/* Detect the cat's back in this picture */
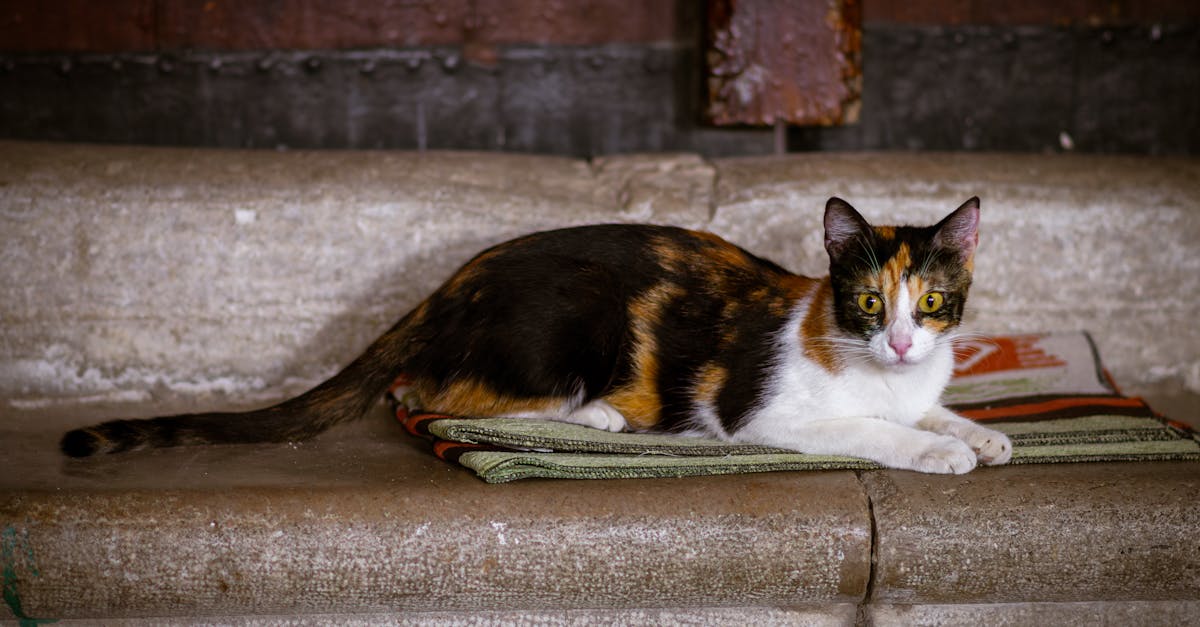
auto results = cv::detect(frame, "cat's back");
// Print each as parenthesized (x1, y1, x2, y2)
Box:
(466, 223, 794, 285)
(423, 224, 814, 430)
(403, 224, 805, 419)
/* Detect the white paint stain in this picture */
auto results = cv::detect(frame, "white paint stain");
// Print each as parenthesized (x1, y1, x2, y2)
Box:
(234, 208, 257, 225)
(1, 343, 274, 409)
(490, 521, 508, 546)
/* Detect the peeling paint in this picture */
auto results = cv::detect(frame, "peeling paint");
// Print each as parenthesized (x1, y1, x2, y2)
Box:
(705, 0, 862, 126)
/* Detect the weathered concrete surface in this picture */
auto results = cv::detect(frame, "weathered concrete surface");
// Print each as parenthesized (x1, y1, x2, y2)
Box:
(870, 601, 1200, 627)
(864, 463, 1200, 604)
(48, 606, 859, 626)
(2, 142, 1197, 411)
(2, 142, 1199, 621)
(0, 142, 718, 409)
(2, 403, 871, 620)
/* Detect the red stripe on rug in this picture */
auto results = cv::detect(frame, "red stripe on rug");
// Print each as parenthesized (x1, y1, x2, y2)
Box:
(433, 440, 493, 462)
(960, 396, 1149, 421)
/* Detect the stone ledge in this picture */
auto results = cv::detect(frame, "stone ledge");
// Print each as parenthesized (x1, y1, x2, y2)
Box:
(865, 463, 1200, 604)
(36, 601, 1200, 626)
(868, 601, 1200, 627)
(46, 606, 860, 626)
(4, 402, 1198, 620)
(3, 406, 871, 620)
(2, 142, 1196, 404)
(4, 410, 1198, 620)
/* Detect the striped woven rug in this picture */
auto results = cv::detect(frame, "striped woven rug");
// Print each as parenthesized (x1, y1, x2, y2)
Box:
(394, 332, 1200, 483)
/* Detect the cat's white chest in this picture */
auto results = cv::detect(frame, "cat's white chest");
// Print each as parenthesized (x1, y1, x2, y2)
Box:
(824, 357, 951, 425)
(749, 333, 954, 432)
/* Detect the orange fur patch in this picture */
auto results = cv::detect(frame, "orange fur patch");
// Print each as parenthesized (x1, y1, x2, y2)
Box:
(692, 362, 728, 409)
(407, 298, 432, 329)
(906, 274, 929, 320)
(882, 242, 911, 289)
(693, 231, 754, 271)
(651, 236, 687, 273)
(743, 285, 791, 317)
(880, 243, 911, 322)
(415, 377, 566, 418)
(801, 278, 842, 373)
(923, 317, 953, 333)
(874, 226, 896, 239)
(604, 282, 682, 430)
(605, 387, 660, 431)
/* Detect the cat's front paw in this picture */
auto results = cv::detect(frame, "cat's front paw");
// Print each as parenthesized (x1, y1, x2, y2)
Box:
(911, 435, 978, 474)
(964, 427, 1012, 466)
(917, 407, 1013, 467)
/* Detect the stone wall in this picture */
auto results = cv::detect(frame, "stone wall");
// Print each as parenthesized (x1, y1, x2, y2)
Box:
(2, 142, 1197, 412)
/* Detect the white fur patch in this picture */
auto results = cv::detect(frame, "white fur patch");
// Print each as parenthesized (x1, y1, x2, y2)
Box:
(563, 399, 629, 432)
(729, 303, 977, 473)
(754, 306, 953, 429)
(687, 395, 725, 440)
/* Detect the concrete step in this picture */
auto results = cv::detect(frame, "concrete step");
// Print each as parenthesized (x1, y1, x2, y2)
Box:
(2, 142, 1198, 623)
(6, 404, 1199, 621)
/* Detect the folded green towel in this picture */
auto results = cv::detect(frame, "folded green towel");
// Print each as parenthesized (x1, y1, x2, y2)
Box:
(396, 332, 1200, 483)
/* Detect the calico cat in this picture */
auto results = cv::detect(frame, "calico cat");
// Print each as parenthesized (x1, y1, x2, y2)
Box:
(61, 197, 1011, 474)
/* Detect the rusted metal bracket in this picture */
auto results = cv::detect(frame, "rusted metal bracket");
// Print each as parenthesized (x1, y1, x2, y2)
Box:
(705, 0, 862, 127)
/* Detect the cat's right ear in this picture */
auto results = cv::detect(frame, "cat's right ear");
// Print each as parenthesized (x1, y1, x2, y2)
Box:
(824, 197, 872, 260)
(932, 196, 981, 263)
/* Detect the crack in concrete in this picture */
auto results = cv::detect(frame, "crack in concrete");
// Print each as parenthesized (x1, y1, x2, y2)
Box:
(853, 470, 880, 627)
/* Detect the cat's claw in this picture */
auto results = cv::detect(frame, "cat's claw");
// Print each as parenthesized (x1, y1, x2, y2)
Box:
(917, 409, 1014, 467)
(911, 436, 978, 474)
(966, 428, 1012, 465)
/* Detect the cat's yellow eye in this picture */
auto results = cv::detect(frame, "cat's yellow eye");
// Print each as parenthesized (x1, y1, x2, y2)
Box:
(857, 293, 883, 315)
(919, 292, 945, 313)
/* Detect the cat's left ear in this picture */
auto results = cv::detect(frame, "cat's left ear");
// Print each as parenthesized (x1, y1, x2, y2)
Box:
(933, 197, 980, 264)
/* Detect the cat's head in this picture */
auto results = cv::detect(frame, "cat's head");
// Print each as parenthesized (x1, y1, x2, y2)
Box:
(822, 197, 979, 368)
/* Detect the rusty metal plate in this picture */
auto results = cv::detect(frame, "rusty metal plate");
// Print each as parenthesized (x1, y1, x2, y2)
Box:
(1, 1, 679, 53)
(705, 0, 862, 126)
(0, 0, 156, 52)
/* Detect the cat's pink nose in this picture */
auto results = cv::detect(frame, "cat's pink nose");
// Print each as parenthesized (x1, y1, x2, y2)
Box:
(889, 335, 912, 358)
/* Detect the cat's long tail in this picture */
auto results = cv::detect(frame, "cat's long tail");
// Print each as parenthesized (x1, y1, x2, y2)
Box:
(59, 315, 417, 458)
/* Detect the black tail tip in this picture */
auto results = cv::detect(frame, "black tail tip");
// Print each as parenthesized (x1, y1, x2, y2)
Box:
(60, 428, 101, 458)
